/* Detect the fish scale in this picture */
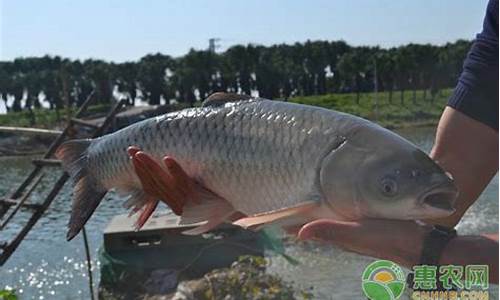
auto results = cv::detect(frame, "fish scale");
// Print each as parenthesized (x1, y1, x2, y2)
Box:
(89, 100, 340, 215)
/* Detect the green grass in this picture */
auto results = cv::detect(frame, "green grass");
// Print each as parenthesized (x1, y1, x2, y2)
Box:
(0, 289, 17, 300)
(0, 90, 451, 129)
(0, 103, 112, 128)
(290, 89, 451, 128)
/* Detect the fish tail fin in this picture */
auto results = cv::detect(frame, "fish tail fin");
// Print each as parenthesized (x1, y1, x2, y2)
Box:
(56, 139, 107, 241)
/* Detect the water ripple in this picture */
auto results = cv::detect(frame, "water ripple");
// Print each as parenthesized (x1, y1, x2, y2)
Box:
(0, 128, 498, 299)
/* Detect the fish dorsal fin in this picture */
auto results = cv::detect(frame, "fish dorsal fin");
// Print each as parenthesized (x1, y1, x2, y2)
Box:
(202, 92, 253, 107)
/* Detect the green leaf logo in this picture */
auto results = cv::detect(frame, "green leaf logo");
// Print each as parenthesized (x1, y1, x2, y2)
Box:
(362, 260, 406, 300)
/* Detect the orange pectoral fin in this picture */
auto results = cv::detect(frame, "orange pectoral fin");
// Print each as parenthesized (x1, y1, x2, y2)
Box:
(163, 156, 201, 205)
(128, 148, 207, 216)
(129, 150, 185, 215)
(233, 202, 318, 230)
(127, 147, 238, 234)
(135, 197, 159, 230)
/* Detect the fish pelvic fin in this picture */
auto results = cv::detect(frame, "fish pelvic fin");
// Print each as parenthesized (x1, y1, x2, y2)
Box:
(180, 185, 236, 235)
(232, 202, 318, 230)
(56, 139, 107, 241)
(120, 187, 160, 230)
(181, 201, 236, 235)
(180, 185, 238, 235)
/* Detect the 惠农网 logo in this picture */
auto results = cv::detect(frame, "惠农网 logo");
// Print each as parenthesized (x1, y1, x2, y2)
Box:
(362, 260, 406, 300)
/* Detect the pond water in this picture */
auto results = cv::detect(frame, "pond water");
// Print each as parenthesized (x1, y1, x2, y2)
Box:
(0, 126, 497, 300)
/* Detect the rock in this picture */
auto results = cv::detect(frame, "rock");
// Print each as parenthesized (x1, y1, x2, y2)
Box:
(171, 256, 312, 300)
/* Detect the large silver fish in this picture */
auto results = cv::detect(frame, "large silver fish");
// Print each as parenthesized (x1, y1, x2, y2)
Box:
(57, 94, 458, 240)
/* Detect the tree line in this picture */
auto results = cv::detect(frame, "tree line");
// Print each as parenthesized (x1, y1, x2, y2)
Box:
(0, 39, 471, 112)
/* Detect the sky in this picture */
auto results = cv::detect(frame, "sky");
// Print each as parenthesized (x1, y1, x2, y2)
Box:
(0, 0, 489, 63)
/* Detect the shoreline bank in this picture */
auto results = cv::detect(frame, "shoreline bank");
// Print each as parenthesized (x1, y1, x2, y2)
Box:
(0, 89, 449, 156)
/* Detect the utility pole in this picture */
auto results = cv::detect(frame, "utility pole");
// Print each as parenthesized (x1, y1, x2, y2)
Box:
(208, 38, 221, 53)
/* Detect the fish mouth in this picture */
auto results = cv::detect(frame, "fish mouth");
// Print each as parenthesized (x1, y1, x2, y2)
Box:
(419, 183, 458, 212)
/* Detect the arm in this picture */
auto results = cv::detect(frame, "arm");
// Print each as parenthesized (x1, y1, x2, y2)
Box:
(427, 0, 498, 226)
(426, 107, 498, 227)
(298, 219, 499, 283)
(440, 232, 498, 281)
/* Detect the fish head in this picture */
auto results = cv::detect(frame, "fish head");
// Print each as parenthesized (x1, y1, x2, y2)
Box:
(320, 125, 458, 221)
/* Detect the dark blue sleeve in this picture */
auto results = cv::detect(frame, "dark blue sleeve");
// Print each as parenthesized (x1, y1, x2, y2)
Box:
(447, 0, 499, 130)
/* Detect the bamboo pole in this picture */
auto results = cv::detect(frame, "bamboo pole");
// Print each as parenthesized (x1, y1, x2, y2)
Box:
(9, 91, 95, 200)
(0, 173, 45, 229)
(0, 126, 62, 137)
(0, 173, 69, 266)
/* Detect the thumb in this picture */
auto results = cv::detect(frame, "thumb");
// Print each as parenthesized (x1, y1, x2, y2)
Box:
(298, 219, 360, 242)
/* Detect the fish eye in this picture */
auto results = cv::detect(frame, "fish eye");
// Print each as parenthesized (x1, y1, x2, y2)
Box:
(380, 178, 398, 197)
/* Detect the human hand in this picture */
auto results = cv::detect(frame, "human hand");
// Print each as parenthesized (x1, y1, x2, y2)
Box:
(298, 219, 431, 268)
(127, 146, 200, 216)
